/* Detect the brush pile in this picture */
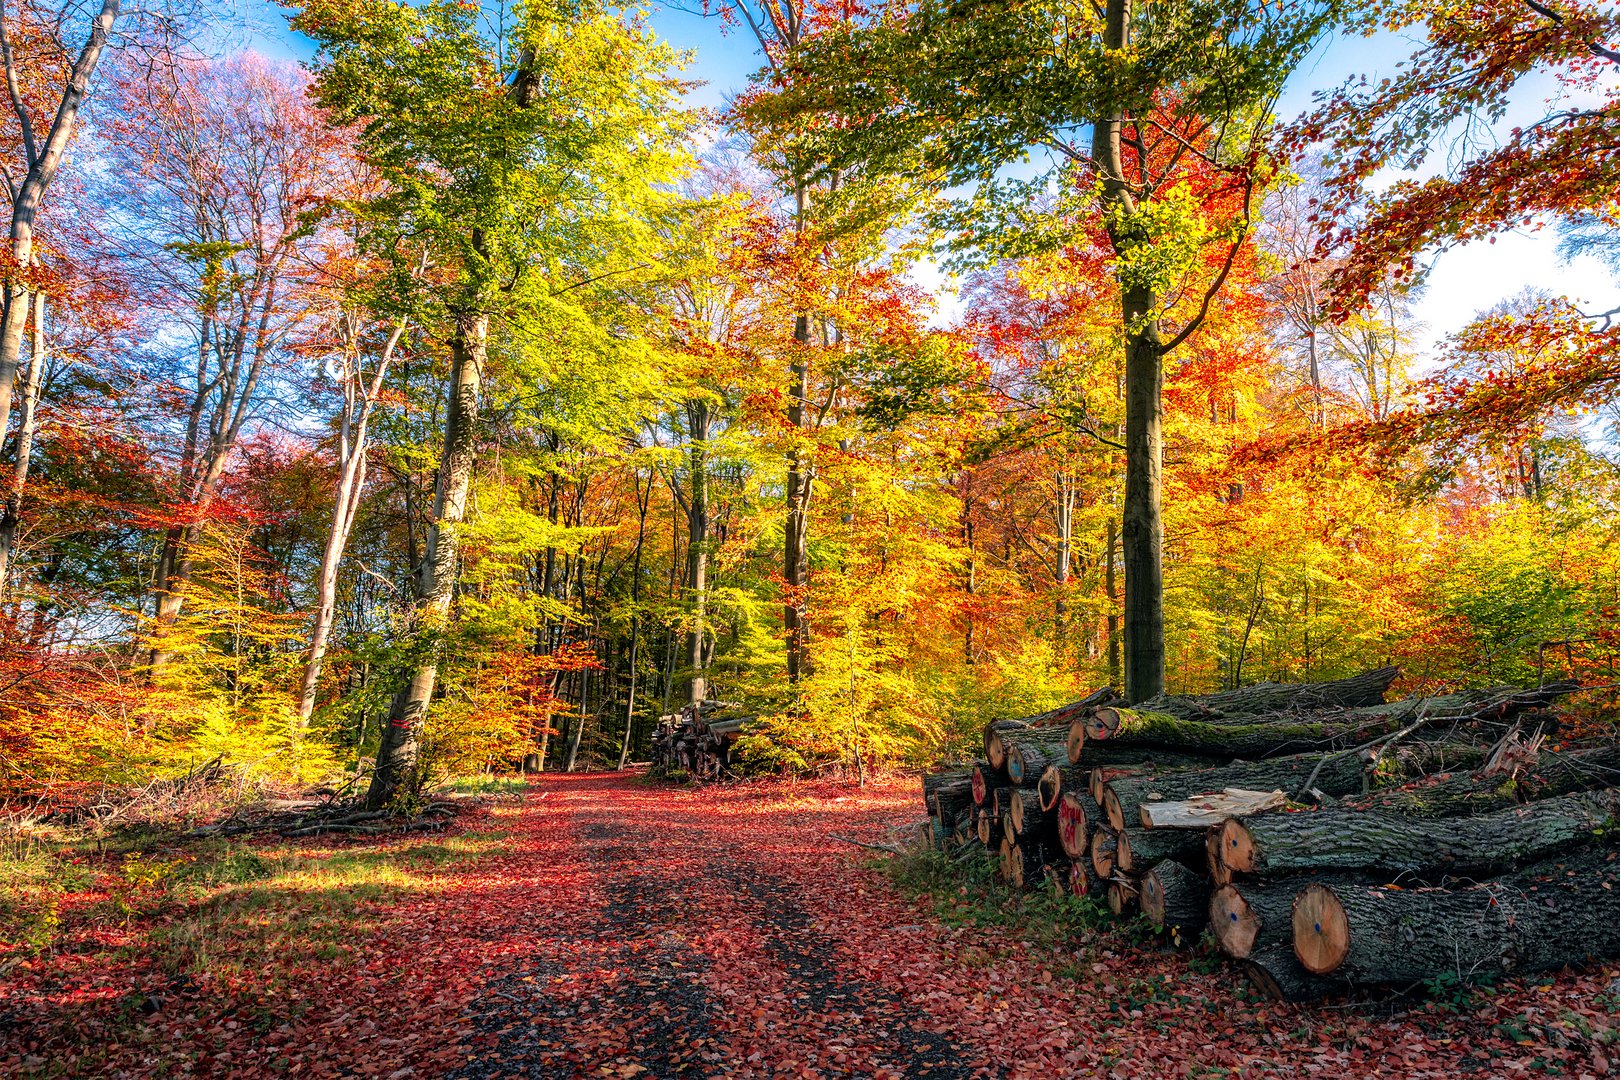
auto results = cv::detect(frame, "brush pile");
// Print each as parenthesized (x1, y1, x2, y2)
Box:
(916, 670, 1620, 1002)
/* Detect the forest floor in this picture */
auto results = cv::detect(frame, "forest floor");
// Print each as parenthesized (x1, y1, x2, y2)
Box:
(3, 771, 1619, 1078)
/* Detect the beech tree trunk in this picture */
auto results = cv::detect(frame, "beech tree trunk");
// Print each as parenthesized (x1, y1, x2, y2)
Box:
(1136, 666, 1400, 721)
(1219, 791, 1620, 880)
(1116, 825, 1205, 873)
(1291, 846, 1620, 982)
(297, 323, 406, 727)
(367, 310, 486, 809)
(1209, 880, 1300, 960)
(1140, 858, 1209, 942)
(1243, 942, 1345, 1004)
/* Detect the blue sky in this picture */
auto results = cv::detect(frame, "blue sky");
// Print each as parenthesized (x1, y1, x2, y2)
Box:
(232, 0, 1620, 352)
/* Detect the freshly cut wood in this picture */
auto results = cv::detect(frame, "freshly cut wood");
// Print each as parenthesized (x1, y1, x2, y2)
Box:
(1089, 766, 1139, 803)
(1084, 682, 1578, 757)
(1003, 838, 1049, 890)
(1116, 826, 1206, 873)
(1207, 830, 1234, 887)
(1101, 753, 1369, 831)
(1037, 763, 1083, 812)
(1219, 790, 1620, 880)
(1291, 846, 1620, 981)
(1090, 827, 1120, 879)
(985, 688, 1120, 769)
(1006, 788, 1046, 843)
(971, 762, 1009, 808)
(1345, 745, 1620, 818)
(1210, 880, 1297, 960)
(1139, 789, 1286, 829)
(1139, 667, 1401, 721)
(1106, 876, 1138, 916)
(977, 805, 1002, 848)
(1243, 943, 1346, 1004)
(1067, 860, 1108, 901)
(1057, 790, 1100, 860)
(1141, 859, 1210, 943)
(1004, 734, 1069, 786)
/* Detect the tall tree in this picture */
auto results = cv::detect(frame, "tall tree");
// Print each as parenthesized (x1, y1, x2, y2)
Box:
(294, 0, 689, 806)
(746, 0, 1340, 700)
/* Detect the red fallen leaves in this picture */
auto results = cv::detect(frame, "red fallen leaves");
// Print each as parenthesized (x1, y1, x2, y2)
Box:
(4, 773, 1618, 1078)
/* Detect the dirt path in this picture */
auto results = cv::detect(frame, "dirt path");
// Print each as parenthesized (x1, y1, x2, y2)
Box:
(7, 772, 1614, 1078)
(448, 773, 987, 1079)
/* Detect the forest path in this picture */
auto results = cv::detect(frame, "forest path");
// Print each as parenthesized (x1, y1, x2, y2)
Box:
(448, 772, 988, 1079)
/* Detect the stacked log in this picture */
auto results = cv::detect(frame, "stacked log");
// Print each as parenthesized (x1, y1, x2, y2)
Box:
(911, 672, 1612, 1004)
(649, 701, 754, 779)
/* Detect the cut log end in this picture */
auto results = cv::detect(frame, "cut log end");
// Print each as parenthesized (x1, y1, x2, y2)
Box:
(1038, 764, 1063, 812)
(1067, 718, 1086, 765)
(1107, 878, 1137, 916)
(971, 767, 988, 806)
(1140, 870, 1165, 924)
(1102, 786, 1126, 832)
(1090, 827, 1119, 879)
(1292, 883, 1351, 975)
(1086, 706, 1124, 742)
(1058, 791, 1089, 859)
(1210, 883, 1263, 959)
(1220, 817, 1256, 874)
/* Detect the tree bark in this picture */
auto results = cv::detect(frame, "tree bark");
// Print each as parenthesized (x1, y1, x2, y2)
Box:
(1292, 846, 1620, 982)
(1220, 791, 1620, 880)
(1343, 744, 1620, 818)
(1141, 858, 1209, 942)
(0, 0, 118, 455)
(297, 323, 406, 727)
(1101, 752, 1372, 832)
(1243, 942, 1345, 1003)
(367, 309, 486, 809)
(1134, 666, 1401, 721)
(0, 289, 43, 597)
(1116, 825, 1206, 873)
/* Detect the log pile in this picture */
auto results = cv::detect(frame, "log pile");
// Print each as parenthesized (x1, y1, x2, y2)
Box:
(915, 671, 1616, 1001)
(649, 701, 754, 779)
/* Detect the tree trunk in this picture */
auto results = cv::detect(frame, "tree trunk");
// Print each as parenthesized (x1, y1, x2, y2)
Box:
(1135, 666, 1402, 721)
(970, 761, 1009, 807)
(1343, 743, 1620, 817)
(367, 310, 486, 809)
(0, 290, 44, 597)
(685, 399, 711, 705)
(0, 0, 118, 454)
(1243, 942, 1345, 1003)
(297, 323, 405, 727)
(1057, 789, 1100, 860)
(1003, 733, 1067, 786)
(1210, 880, 1300, 959)
(1101, 751, 1372, 832)
(1292, 846, 1620, 982)
(1140, 858, 1209, 943)
(1089, 826, 1120, 879)
(1116, 825, 1206, 873)
(1036, 763, 1086, 813)
(1221, 791, 1620, 880)
(783, 184, 812, 685)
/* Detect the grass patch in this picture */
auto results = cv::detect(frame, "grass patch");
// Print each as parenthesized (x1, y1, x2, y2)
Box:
(434, 774, 530, 796)
(1, 810, 509, 986)
(877, 848, 1127, 950)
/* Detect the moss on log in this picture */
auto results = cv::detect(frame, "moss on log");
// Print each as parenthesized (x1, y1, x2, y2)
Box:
(1344, 745, 1620, 817)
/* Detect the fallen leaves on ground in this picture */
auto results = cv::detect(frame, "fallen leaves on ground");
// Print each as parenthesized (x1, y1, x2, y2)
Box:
(3, 773, 1617, 1078)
